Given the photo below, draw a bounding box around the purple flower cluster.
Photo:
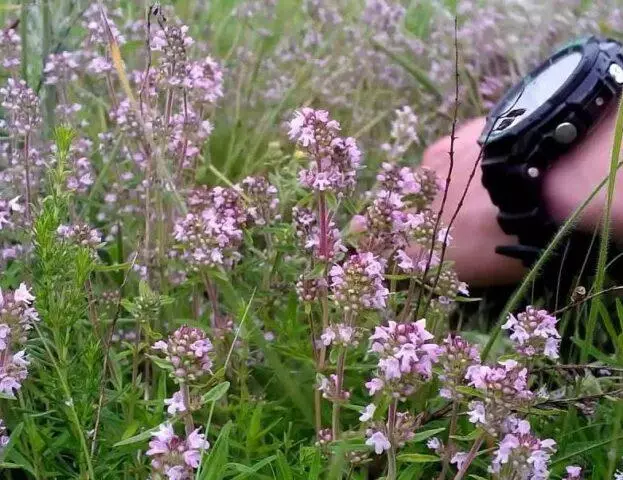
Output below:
[329,252,388,312]
[490,419,556,480]
[465,360,534,436]
[151,24,224,104]
[146,423,209,479]
[175,191,241,269]
[381,106,419,159]
[0,25,21,73]
[174,179,278,271]
[83,4,125,47]
[0,79,41,136]
[437,335,480,400]
[366,319,439,399]
[563,466,582,480]
[0,283,38,397]
[43,51,82,85]
[321,323,362,348]
[365,411,417,455]
[355,162,445,259]
[292,206,345,262]
[57,223,102,251]
[159,111,214,170]
[239,176,280,226]
[502,306,560,359]
[152,326,213,383]
[317,374,351,403]
[0,196,23,231]
[288,108,361,194]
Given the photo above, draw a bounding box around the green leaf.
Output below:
[94,262,131,272]
[450,429,482,442]
[113,426,160,447]
[198,422,233,480]
[397,453,440,463]
[275,451,294,480]
[411,427,447,443]
[229,455,276,479]
[304,448,322,480]
[0,423,23,463]
[201,381,231,404]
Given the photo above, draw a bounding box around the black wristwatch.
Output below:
[479,36,623,268]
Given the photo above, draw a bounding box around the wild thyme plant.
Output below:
[0,2,622,479]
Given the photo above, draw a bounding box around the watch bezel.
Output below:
[479,37,601,145]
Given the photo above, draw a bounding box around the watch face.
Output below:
[492,50,583,132]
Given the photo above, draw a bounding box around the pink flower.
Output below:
[491,423,556,480]
[450,451,468,470]
[146,423,175,456]
[359,404,376,422]
[365,378,384,395]
[563,465,582,479]
[502,306,560,359]
[164,391,186,416]
[146,424,210,478]
[366,431,391,454]
[14,283,34,304]
[152,327,214,383]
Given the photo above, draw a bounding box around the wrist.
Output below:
[542,106,622,237]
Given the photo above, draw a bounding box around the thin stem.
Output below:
[23,133,32,222]
[180,383,195,437]
[586,93,623,362]
[331,348,347,440]
[315,285,330,434]
[387,399,398,480]
[91,252,138,455]
[417,15,460,315]
[202,274,220,328]
[453,433,485,480]
[438,401,459,480]
[318,193,329,259]
[552,285,623,317]
[85,278,99,333]
[398,278,417,322]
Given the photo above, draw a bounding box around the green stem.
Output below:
[41,0,55,132]
[453,433,484,480]
[20,0,28,83]
[386,399,398,480]
[331,348,347,440]
[585,97,623,362]
[180,383,195,437]
[34,324,95,478]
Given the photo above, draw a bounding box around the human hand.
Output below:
[421,118,526,287]
[422,107,622,288]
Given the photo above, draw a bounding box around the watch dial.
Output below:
[492,51,583,132]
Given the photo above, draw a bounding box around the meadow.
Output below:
[1,0,623,478]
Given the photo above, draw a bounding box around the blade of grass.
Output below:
[584,95,623,362]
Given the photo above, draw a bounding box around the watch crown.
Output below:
[554,122,577,144]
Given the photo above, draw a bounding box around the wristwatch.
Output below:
[479,36,623,268]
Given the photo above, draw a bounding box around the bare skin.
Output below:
[421,107,620,287]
